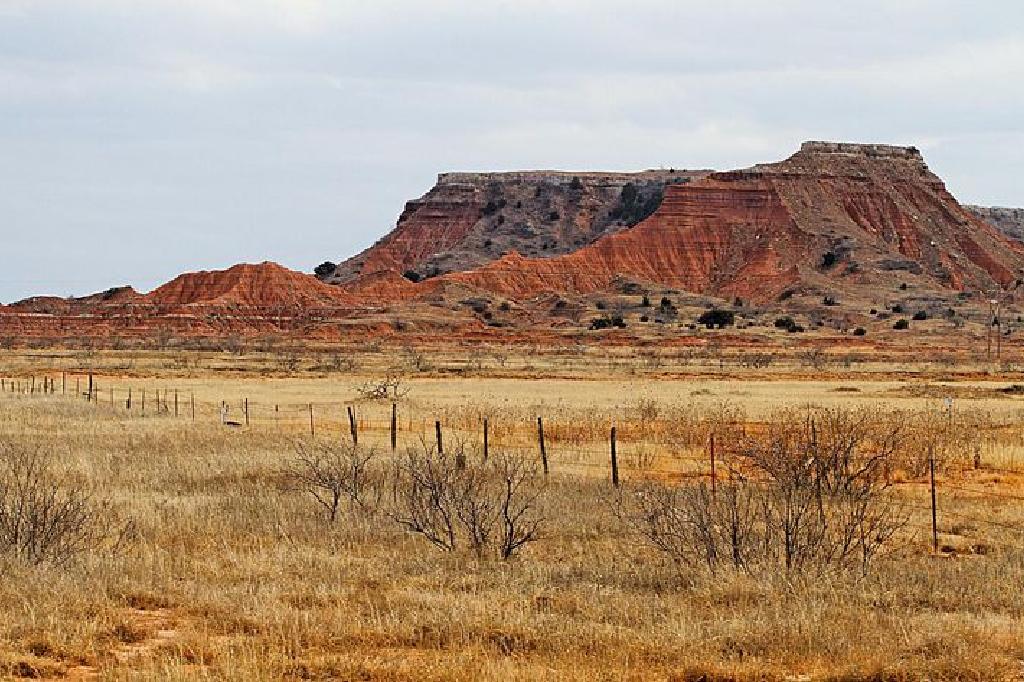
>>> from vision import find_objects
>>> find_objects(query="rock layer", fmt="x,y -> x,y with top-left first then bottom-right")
326,169 -> 709,284
415,142 -> 1024,303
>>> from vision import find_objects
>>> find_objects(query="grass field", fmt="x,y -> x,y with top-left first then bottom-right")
2,349 -> 1024,680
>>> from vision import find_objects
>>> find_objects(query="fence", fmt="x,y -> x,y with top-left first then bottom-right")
2,372 -> 1022,555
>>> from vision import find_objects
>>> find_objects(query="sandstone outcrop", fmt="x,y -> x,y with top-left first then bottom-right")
968,206 -> 1024,243
414,142 -> 1024,303
325,169 -> 710,284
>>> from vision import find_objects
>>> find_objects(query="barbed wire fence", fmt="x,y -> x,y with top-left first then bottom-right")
2,371 -> 1022,555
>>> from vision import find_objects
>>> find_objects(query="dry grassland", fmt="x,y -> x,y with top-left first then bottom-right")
1,348 -> 1024,680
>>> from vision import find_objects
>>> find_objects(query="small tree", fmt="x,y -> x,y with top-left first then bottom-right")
287,442 -> 383,521
313,261 -> 336,279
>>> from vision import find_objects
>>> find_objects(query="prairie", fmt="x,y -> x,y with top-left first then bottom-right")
1,348 -> 1024,680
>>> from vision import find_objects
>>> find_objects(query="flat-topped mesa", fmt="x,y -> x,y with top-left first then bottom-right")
798,141 -> 924,160
327,168 -> 713,284
437,169 -> 707,189
728,139 -> 936,184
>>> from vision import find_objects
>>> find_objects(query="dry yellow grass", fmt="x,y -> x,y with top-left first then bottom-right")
1,350 -> 1024,680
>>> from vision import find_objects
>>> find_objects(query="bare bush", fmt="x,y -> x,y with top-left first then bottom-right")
287,442 -> 383,522
389,443 -> 545,559
355,373 -> 410,402
619,407 -> 908,577
0,443 -> 131,566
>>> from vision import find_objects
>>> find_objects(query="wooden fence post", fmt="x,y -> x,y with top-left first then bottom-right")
174,390 -> 179,417
87,374 -> 93,401
141,389 -> 145,415
62,372 -> 66,395
127,387 -> 132,410
610,426 -> 619,488
538,416 -> 548,476
390,403 -> 397,452
930,445 -> 939,554
191,392 -> 196,422
309,403 -> 315,437
244,398 -> 250,426
347,405 -> 358,445
435,420 -> 443,455
483,417 -> 489,462
710,433 -> 717,500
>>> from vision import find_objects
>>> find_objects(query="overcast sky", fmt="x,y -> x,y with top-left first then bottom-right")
1,0 -> 1022,302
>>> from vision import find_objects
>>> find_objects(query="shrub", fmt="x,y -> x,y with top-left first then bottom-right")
890,304 -> 904,314
853,327 -> 867,336
641,295 -> 651,308
823,295 -> 838,306
313,261 -> 336,279
0,444 -> 131,566
389,444 -> 545,559
591,315 -> 626,330
610,183 -> 664,226
355,373 -> 410,401
617,407 -> 907,576
893,319 -> 910,330
402,270 -> 422,283
912,310 -> 928,321
287,442 -> 383,521
774,316 -> 796,330
821,251 -> 838,269
697,309 -> 735,329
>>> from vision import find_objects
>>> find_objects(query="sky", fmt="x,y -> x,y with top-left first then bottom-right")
1,0 -> 1022,303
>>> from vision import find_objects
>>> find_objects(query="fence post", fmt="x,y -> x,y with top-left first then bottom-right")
275,404 -> 279,430
127,388 -> 132,410
87,374 -> 93,401
710,433 -> 717,500
62,372 -> 66,395
76,377 -> 80,397
390,403 -> 397,452
435,420 -> 443,455
929,445 -> 939,554
191,392 -> 196,422
309,403 -> 315,437
610,426 -> 619,488
141,389 -> 145,415
348,405 -> 358,445
483,417 -> 489,462
244,398 -> 250,427
538,416 -> 548,476
174,390 -> 179,418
